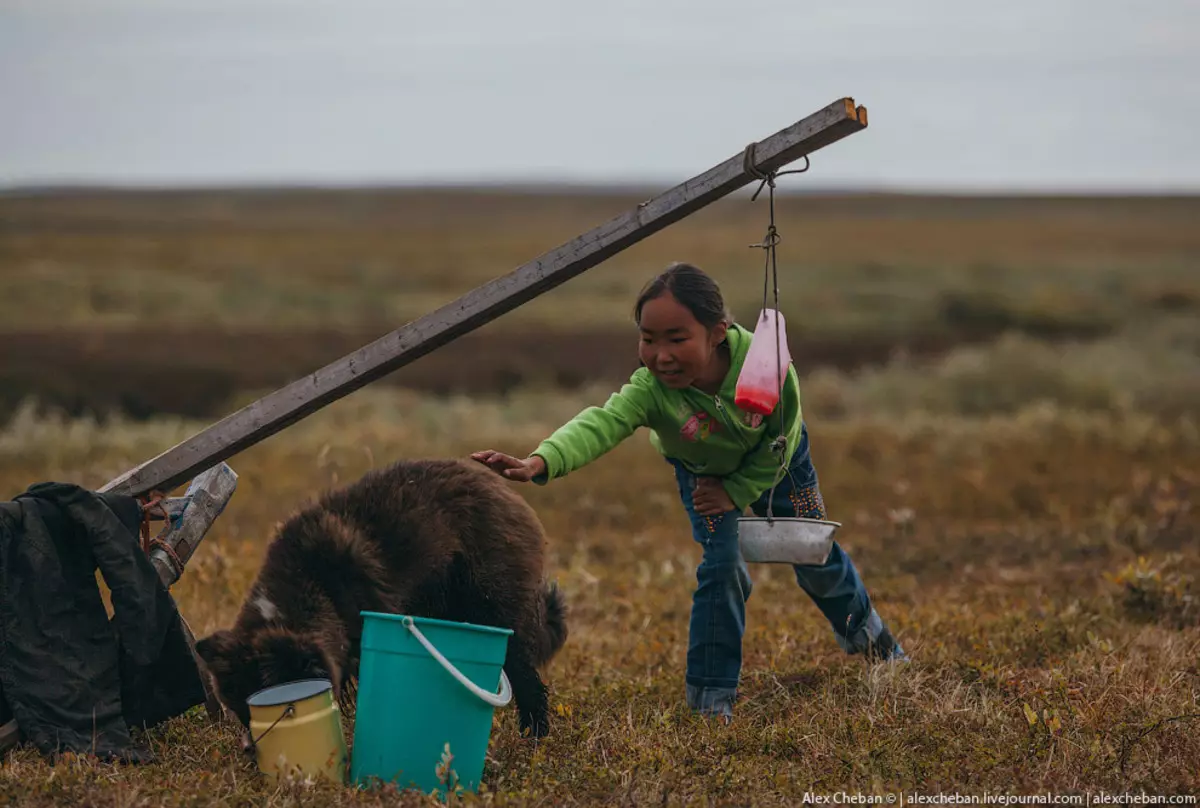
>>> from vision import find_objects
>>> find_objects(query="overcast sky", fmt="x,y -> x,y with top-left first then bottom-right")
2,0 -> 1196,191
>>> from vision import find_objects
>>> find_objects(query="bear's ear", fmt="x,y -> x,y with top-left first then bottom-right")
195,629 -> 245,673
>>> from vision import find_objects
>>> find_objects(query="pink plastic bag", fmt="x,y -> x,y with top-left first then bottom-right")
734,309 -> 792,416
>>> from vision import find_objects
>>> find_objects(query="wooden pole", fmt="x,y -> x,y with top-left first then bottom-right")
101,98 -> 869,496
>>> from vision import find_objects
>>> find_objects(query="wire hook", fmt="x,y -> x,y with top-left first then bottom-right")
740,141 -> 813,513
743,143 -> 810,202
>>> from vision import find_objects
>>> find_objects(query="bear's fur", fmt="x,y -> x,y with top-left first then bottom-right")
195,457 -> 568,737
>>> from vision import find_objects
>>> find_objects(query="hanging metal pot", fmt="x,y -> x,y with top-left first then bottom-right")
738,516 -> 839,566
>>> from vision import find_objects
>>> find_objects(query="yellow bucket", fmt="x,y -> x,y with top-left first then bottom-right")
246,678 -> 348,785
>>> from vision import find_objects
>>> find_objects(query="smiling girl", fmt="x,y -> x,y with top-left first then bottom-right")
472,262 -> 906,722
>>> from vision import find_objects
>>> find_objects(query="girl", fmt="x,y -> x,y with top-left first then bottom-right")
471,262 -> 907,721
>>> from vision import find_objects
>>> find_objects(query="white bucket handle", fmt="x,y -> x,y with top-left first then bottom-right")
402,616 -> 513,708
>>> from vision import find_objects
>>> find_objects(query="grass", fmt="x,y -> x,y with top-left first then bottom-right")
1,389 -> 1198,804
2,190 -> 1199,422
803,315 -> 1200,421
1,189 -> 1198,803
2,190 -> 1198,335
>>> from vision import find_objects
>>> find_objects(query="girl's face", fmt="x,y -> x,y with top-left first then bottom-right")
637,292 -> 727,390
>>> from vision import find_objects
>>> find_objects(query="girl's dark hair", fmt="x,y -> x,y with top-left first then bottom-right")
633,262 -> 732,329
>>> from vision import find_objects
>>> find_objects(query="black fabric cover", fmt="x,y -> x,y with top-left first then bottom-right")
0,483 -> 206,762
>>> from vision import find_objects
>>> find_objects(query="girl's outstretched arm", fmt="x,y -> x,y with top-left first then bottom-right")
529,369 -> 655,483
471,368 -> 655,485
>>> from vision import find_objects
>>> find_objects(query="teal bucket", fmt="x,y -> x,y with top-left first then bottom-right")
350,612 -> 513,795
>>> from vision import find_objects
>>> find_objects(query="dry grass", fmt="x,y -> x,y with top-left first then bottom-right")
2,190 -> 1198,334
3,190 -> 1199,423
2,389 -> 1198,804
803,316 -> 1200,421
2,189 -> 1198,802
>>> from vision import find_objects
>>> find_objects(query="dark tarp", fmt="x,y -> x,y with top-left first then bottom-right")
0,483 -> 206,762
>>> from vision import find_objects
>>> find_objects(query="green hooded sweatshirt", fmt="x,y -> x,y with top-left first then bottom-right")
530,322 -> 803,510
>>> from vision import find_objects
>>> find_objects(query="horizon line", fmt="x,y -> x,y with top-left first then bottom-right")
4,179 -> 1199,199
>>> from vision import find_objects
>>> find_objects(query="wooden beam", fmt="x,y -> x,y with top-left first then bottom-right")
101,97 -> 869,496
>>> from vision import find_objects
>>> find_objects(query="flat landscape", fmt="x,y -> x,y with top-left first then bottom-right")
1,189 -> 1197,805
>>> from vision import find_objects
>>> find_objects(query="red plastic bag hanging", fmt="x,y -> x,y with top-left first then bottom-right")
734,308 -> 792,416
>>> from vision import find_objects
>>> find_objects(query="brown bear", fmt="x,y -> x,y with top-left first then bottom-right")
195,457 -> 568,738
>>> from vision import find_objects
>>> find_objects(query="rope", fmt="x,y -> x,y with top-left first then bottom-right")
149,537 -> 186,580
742,142 -> 770,182
137,490 -> 168,555
137,489 -> 186,580
742,144 -> 810,522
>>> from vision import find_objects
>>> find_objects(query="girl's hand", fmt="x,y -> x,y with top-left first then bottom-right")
470,450 -> 546,482
693,477 -> 736,516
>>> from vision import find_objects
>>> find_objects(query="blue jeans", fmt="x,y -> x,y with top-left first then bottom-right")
670,423 -> 878,714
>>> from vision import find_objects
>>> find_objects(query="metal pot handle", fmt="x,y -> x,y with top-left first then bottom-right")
247,703 -> 295,750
